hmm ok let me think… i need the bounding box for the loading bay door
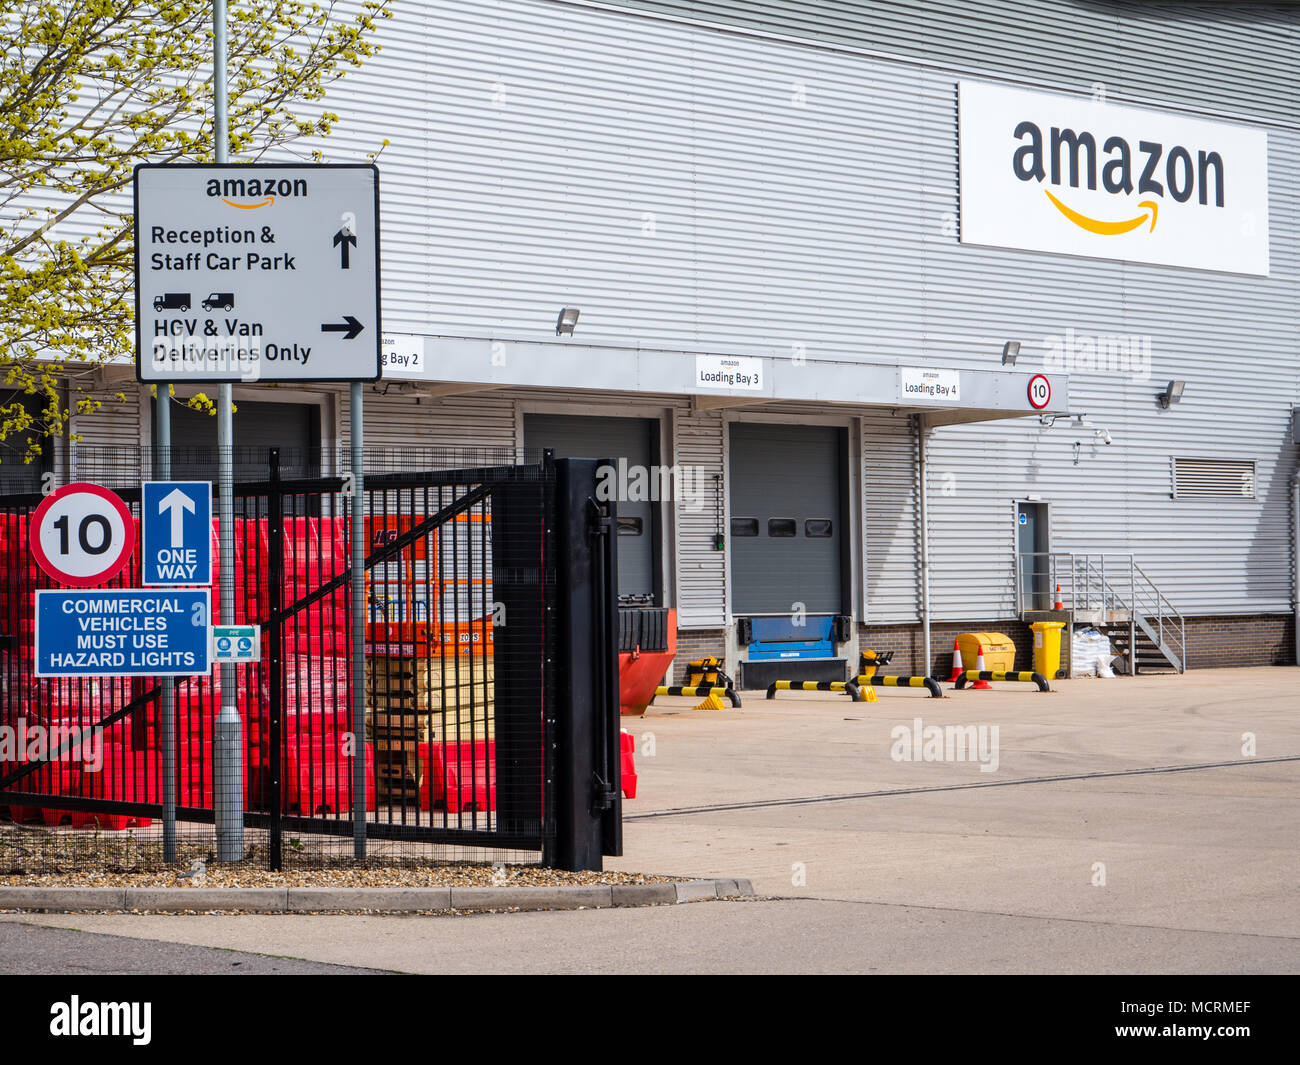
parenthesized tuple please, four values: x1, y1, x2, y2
(728, 422, 846, 616)
(524, 413, 658, 603)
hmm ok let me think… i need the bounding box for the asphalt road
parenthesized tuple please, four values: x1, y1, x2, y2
(0, 919, 387, 975)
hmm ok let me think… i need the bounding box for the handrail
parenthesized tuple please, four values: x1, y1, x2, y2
(1016, 551, 1185, 670)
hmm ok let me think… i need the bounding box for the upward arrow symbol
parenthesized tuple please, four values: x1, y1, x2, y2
(159, 488, 195, 548)
(333, 227, 357, 268)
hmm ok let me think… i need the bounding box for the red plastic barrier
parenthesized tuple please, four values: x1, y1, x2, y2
(1, 758, 49, 824)
(283, 731, 374, 814)
(422, 739, 496, 813)
(75, 744, 158, 829)
(620, 729, 637, 799)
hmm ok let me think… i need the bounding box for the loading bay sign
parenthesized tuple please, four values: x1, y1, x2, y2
(134, 163, 381, 383)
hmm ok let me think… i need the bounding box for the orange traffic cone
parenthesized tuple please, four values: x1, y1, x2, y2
(971, 644, 993, 689)
(1054, 584, 1064, 610)
(946, 636, 964, 682)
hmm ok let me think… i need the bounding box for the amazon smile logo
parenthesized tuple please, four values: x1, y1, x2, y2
(206, 174, 308, 209)
(1012, 121, 1225, 236)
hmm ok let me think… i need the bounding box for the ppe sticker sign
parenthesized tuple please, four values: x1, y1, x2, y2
(213, 624, 261, 663)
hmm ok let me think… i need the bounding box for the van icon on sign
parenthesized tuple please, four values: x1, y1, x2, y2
(202, 292, 235, 311)
(153, 292, 191, 311)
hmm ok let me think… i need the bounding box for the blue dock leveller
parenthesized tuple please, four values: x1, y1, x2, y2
(738, 615, 847, 690)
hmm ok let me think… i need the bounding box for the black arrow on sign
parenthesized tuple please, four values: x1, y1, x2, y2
(333, 227, 357, 268)
(321, 315, 364, 340)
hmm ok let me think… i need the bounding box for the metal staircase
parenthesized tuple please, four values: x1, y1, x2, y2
(1018, 552, 1186, 674)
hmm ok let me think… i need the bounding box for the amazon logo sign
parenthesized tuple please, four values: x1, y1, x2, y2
(958, 81, 1269, 276)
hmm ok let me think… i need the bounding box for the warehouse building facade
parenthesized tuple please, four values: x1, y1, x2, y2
(63, 0, 1300, 680)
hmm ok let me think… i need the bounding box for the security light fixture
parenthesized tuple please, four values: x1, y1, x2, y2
(1157, 380, 1186, 409)
(1001, 341, 1020, 366)
(555, 307, 580, 336)
(1041, 412, 1088, 428)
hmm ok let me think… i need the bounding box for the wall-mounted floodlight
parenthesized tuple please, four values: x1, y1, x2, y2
(1001, 341, 1020, 366)
(555, 307, 580, 336)
(1157, 380, 1185, 409)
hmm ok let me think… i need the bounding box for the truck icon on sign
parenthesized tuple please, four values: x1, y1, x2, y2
(202, 292, 234, 311)
(153, 292, 191, 311)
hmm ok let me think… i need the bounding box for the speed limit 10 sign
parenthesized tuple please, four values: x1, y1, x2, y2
(30, 483, 135, 587)
(1027, 374, 1052, 410)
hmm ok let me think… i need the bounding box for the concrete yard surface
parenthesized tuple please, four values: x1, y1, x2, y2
(4, 668, 1297, 974)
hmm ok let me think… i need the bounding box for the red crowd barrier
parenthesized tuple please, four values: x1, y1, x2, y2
(421, 739, 496, 814)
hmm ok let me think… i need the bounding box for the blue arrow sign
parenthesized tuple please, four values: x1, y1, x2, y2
(142, 481, 212, 586)
(34, 589, 212, 677)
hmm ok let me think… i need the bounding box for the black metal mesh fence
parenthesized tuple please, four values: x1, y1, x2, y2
(0, 446, 556, 875)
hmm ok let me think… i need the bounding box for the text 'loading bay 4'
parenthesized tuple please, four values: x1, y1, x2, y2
(134, 164, 381, 383)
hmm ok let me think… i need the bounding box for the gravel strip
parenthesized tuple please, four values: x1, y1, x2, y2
(0, 863, 674, 890)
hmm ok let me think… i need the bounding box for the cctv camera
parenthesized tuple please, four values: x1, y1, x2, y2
(1095, 428, 1112, 446)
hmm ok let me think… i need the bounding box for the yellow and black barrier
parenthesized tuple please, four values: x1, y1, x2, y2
(953, 670, 1051, 692)
(854, 674, 944, 699)
(652, 685, 742, 708)
(766, 680, 863, 702)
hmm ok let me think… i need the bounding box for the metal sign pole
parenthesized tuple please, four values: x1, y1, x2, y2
(350, 381, 366, 858)
(212, 0, 243, 863)
(156, 394, 177, 863)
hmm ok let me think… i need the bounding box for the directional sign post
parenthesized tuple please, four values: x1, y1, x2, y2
(142, 481, 212, 586)
(133, 163, 381, 383)
(135, 161, 381, 864)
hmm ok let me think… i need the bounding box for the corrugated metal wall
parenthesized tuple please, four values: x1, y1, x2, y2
(595, 0, 1300, 126)
(862, 410, 921, 624)
(296, 0, 1299, 620)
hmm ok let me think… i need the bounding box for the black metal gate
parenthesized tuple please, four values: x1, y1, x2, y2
(0, 451, 621, 871)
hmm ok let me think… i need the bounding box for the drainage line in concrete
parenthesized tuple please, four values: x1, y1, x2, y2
(626, 754, 1300, 820)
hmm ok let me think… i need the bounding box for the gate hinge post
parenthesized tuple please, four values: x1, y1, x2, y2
(585, 497, 611, 540)
(591, 772, 617, 815)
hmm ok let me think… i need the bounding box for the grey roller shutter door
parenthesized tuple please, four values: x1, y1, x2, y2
(729, 423, 844, 615)
(159, 399, 320, 480)
(523, 413, 655, 601)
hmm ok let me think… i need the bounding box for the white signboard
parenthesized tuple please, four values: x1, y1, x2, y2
(381, 333, 425, 375)
(134, 163, 381, 381)
(696, 355, 763, 391)
(958, 81, 1269, 276)
(901, 367, 960, 403)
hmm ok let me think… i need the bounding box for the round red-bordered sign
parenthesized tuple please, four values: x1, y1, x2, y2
(1027, 374, 1052, 410)
(30, 483, 135, 587)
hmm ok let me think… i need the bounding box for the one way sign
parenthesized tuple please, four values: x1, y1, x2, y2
(142, 481, 212, 586)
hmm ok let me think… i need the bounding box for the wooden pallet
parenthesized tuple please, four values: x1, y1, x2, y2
(365, 710, 494, 743)
(366, 656, 495, 701)
(374, 746, 424, 801)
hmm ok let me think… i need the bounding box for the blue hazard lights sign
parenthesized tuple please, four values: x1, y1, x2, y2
(34, 589, 212, 677)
